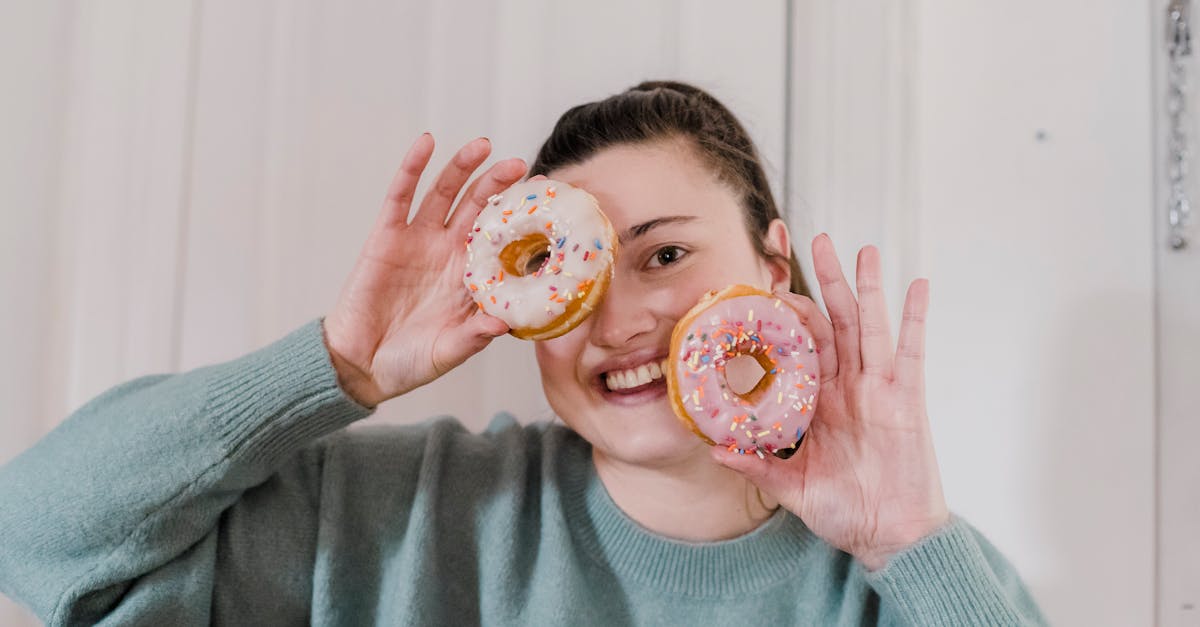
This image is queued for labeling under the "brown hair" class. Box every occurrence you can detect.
[529,80,810,297]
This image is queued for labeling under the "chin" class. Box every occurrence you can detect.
[590,404,711,467]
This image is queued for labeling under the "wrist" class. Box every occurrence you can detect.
[854,511,952,572]
[320,320,384,408]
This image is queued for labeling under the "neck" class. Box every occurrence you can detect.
[592,447,779,542]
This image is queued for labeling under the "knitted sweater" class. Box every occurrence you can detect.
[0,320,1046,626]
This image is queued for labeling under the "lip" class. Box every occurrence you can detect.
[595,377,669,406]
[587,347,672,406]
[588,348,670,382]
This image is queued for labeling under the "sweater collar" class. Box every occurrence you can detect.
[556,428,818,597]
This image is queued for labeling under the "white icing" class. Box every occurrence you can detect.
[463,179,614,331]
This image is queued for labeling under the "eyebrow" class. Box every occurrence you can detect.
[619,216,698,244]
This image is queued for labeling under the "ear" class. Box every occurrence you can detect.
[761,218,792,292]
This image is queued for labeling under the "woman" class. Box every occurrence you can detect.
[0,82,1045,624]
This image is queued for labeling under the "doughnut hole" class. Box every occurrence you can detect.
[723,351,773,404]
[499,233,553,277]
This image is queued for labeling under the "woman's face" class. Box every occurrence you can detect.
[536,139,791,467]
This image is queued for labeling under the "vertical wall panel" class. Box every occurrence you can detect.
[915,3,1154,626]
[791,2,1156,625]
[52,0,197,412]
[176,1,274,368]
[0,6,71,626]
[788,1,918,307]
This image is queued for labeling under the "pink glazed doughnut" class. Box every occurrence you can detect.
[667,285,821,457]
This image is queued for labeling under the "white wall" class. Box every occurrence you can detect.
[1,2,1167,626]
[917,4,1155,625]
[790,2,1157,625]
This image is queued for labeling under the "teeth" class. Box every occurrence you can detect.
[605,359,670,391]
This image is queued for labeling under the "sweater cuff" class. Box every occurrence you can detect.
[203,318,374,467]
[863,516,1026,625]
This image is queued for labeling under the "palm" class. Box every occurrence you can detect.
[341,227,473,389]
[792,373,942,563]
[324,135,526,406]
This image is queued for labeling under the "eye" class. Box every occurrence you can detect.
[647,245,688,269]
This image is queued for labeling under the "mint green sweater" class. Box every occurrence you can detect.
[0,320,1045,625]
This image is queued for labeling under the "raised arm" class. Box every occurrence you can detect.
[0,134,525,625]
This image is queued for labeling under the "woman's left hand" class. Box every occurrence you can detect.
[712,234,949,571]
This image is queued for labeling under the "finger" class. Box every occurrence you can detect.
[433,312,510,373]
[448,157,528,233]
[773,291,837,384]
[710,446,798,502]
[894,278,930,394]
[855,246,894,379]
[811,234,861,374]
[412,137,491,227]
[376,133,435,230]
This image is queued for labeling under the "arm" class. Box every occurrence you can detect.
[1,133,526,625]
[0,321,369,625]
[867,516,1047,626]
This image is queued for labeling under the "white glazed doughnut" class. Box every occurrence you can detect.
[463,179,616,340]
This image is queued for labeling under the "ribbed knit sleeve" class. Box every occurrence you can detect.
[0,320,372,626]
[865,516,1048,626]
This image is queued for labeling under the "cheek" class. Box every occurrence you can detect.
[534,332,586,393]
[653,261,759,318]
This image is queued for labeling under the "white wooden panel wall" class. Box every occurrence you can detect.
[0,2,69,468]
[47,1,197,418]
[789,2,1157,625]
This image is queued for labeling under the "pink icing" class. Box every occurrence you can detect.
[672,293,820,456]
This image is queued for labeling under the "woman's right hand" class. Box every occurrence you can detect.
[323,134,527,407]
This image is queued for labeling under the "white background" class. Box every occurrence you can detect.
[2,2,1189,625]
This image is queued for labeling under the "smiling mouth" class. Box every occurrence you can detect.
[602,358,670,392]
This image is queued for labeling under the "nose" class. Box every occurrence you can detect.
[588,274,657,348]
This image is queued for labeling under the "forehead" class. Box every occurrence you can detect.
[548,141,741,236]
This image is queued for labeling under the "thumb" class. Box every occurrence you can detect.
[710,446,797,501]
[436,312,510,369]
